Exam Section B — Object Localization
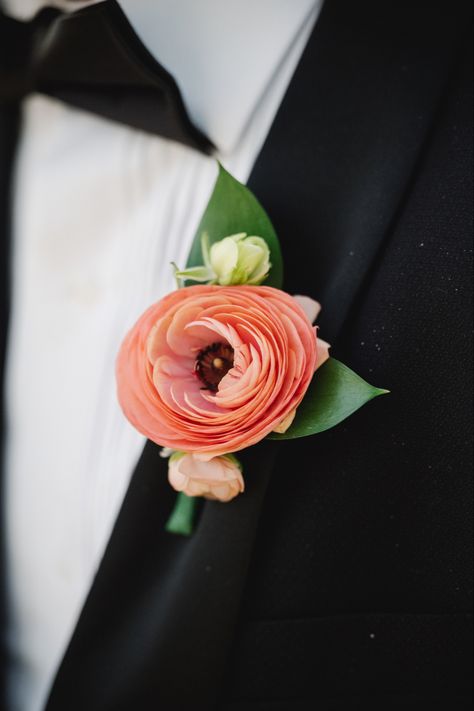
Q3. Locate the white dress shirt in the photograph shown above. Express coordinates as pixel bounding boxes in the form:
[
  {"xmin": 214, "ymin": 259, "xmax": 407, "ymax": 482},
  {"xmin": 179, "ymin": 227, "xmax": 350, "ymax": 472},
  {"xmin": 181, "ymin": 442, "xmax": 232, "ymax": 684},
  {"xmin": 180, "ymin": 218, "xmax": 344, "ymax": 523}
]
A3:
[{"xmin": 2, "ymin": 1, "xmax": 323, "ymax": 709}]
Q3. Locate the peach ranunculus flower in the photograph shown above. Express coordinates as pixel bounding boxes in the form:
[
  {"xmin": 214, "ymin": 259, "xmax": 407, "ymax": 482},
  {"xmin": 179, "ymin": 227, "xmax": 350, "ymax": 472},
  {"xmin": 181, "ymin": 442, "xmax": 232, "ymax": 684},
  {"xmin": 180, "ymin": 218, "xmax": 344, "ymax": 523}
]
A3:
[
  {"xmin": 168, "ymin": 452, "xmax": 244, "ymax": 502},
  {"xmin": 117, "ymin": 284, "xmax": 328, "ymax": 471}
]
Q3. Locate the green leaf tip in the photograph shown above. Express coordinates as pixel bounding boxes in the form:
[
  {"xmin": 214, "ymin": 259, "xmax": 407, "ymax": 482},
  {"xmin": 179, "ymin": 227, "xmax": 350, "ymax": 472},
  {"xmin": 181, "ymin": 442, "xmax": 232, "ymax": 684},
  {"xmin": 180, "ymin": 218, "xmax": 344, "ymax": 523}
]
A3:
[
  {"xmin": 269, "ymin": 358, "xmax": 389, "ymax": 441},
  {"xmin": 185, "ymin": 161, "xmax": 283, "ymax": 289}
]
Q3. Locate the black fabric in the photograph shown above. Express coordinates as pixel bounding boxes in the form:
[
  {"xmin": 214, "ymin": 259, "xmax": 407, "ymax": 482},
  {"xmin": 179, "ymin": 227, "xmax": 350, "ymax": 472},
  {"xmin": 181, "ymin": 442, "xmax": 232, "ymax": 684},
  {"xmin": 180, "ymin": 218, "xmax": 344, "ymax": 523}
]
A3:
[
  {"xmin": 0, "ymin": 0, "xmax": 213, "ymax": 153},
  {"xmin": 0, "ymin": 0, "xmax": 472, "ymax": 710},
  {"xmin": 223, "ymin": 696, "xmax": 473, "ymax": 711},
  {"xmin": 225, "ymin": 614, "xmax": 473, "ymax": 708}
]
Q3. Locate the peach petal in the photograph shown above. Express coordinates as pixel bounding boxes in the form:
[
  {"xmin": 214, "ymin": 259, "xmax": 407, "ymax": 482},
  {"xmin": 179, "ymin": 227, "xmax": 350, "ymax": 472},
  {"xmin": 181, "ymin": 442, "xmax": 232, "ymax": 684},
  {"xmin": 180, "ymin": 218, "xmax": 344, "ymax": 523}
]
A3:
[
  {"xmin": 168, "ymin": 453, "xmax": 244, "ymax": 502},
  {"xmin": 316, "ymin": 337, "xmax": 331, "ymax": 371},
  {"xmin": 167, "ymin": 304, "xmax": 213, "ymax": 356},
  {"xmin": 272, "ymin": 408, "xmax": 297, "ymax": 434},
  {"xmin": 292, "ymin": 295, "xmax": 321, "ymax": 324},
  {"xmin": 168, "ymin": 466, "xmax": 188, "ymax": 491},
  {"xmin": 116, "ymin": 284, "xmax": 321, "ymax": 458}
]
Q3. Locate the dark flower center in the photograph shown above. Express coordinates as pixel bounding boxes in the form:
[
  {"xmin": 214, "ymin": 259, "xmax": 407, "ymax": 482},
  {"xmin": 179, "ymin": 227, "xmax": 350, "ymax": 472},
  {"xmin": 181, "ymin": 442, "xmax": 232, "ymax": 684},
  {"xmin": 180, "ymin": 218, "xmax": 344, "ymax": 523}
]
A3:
[{"xmin": 195, "ymin": 342, "xmax": 234, "ymax": 392}]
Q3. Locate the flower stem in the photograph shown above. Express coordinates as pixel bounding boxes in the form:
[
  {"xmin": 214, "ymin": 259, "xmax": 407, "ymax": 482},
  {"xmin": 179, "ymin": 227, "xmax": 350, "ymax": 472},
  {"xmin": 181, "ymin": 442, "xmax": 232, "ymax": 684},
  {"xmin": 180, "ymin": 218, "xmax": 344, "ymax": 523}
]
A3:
[{"xmin": 165, "ymin": 493, "xmax": 197, "ymax": 536}]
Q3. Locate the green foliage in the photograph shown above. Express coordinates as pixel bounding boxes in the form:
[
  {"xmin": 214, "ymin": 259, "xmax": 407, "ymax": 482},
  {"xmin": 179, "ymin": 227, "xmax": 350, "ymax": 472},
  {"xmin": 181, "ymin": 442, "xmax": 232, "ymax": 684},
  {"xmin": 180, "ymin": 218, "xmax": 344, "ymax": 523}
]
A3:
[
  {"xmin": 269, "ymin": 358, "xmax": 389, "ymax": 440},
  {"xmin": 186, "ymin": 164, "xmax": 283, "ymax": 288}
]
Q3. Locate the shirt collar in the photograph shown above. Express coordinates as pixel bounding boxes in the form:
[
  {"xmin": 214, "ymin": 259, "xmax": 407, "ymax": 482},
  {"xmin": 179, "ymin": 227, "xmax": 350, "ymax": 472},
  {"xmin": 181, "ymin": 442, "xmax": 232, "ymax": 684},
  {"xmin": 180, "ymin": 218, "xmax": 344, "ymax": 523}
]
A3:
[
  {"xmin": 121, "ymin": 0, "xmax": 320, "ymax": 154},
  {"xmin": 4, "ymin": 0, "xmax": 321, "ymax": 154}
]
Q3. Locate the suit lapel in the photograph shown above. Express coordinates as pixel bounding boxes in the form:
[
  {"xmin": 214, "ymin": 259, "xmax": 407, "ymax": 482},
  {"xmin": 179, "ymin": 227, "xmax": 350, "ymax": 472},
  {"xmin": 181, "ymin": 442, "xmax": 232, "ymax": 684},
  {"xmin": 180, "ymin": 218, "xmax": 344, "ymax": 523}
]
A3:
[
  {"xmin": 0, "ymin": 1, "xmax": 466, "ymax": 710},
  {"xmin": 45, "ymin": 440, "xmax": 278, "ymax": 711},
  {"xmin": 250, "ymin": 0, "xmax": 470, "ymax": 342}
]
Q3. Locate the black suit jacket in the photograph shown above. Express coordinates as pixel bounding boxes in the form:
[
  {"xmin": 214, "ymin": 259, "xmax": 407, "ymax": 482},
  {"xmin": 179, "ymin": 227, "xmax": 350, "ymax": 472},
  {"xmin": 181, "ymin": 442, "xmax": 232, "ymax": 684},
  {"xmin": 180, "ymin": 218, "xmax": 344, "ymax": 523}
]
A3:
[{"xmin": 0, "ymin": 1, "xmax": 472, "ymax": 710}]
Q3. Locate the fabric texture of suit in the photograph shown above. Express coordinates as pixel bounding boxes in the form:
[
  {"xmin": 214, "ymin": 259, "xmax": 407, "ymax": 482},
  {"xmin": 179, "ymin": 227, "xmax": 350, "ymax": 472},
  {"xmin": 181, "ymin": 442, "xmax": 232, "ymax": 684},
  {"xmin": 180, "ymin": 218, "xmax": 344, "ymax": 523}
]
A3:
[{"xmin": 0, "ymin": 1, "xmax": 472, "ymax": 709}]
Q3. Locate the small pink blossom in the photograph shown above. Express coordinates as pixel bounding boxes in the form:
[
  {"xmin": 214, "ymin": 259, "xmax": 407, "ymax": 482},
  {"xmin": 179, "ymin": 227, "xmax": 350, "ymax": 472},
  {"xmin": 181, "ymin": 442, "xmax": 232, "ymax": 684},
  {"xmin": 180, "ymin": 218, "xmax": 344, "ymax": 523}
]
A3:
[
  {"xmin": 168, "ymin": 453, "xmax": 244, "ymax": 502},
  {"xmin": 293, "ymin": 294, "xmax": 330, "ymax": 369}
]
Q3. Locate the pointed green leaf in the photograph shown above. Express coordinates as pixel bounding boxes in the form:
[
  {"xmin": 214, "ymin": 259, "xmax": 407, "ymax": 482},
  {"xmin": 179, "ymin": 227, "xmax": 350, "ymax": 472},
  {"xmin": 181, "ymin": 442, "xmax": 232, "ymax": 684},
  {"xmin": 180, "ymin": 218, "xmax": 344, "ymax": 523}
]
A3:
[
  {"xmin": 269, "ymin": 358, "xmax": 389, "ymax": 440},
  {"xmin": 186, "ymin": 163, "xmax": 283, "ymax": 288}
]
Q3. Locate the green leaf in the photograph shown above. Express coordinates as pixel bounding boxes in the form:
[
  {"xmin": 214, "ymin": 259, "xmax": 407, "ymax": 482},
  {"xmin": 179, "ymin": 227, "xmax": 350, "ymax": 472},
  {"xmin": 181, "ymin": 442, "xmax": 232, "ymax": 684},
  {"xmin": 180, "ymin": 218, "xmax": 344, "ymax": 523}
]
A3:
[
  {"xmin": 269, "ymin": 358, "xmax": 389, "ymax": 440},
  {"xmin": 174, "ymin": 265, "xmax": 215, "ymax": 283},
  {"xmin": 186, "ymin": 163, "xmax": 283, "ymax": 288},
  {"xmin": 165, "ymin": 493, "xmax": 198, "ymax": 536}
]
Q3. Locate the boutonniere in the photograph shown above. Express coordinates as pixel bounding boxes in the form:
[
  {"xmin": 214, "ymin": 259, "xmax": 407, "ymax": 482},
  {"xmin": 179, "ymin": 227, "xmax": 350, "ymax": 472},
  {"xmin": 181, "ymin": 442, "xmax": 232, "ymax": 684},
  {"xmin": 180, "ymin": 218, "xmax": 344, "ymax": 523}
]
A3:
[{"xmin": 116, "ymin": 165, "xmax": 388, "ymax": 535}]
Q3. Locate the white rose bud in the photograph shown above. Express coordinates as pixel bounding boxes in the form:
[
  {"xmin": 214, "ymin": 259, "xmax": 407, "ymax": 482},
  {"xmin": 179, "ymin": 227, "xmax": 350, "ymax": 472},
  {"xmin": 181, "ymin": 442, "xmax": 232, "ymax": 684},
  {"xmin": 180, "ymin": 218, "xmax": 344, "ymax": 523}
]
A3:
[
  {"xmin": 209, "ymin": 233, "xmax": 271, "ymax": 286},
  {"xmin": 174, "ymin": 232, "xmax": 271, "ymax": 287}
]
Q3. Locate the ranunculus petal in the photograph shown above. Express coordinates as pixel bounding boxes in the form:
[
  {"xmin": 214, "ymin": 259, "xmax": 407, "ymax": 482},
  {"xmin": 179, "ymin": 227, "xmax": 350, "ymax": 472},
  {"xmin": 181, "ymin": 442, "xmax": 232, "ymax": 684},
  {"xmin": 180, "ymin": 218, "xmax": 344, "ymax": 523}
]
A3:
[
  {"xmin": 292, "ymin": 294, "xmax": 321, "ymax": 324},
  {"xmin": 272, "ymin": 408, "xmax": 297, "ymax": 434},
  {"xmin": 316, "ymin": 337, "xmax": 331, "ymax": 371},
  {"xmin": 117, "ymin": 284, "xmax": 321, "ymax": 458}
]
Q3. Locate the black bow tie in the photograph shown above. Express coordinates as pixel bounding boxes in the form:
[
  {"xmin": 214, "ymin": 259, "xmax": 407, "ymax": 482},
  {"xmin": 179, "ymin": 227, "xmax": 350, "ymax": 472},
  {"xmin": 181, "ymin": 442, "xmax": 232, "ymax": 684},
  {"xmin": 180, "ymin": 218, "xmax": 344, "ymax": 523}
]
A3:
[{"xmin": 0, "ymin": 0, "xmax": 214, "ymax": 153}]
